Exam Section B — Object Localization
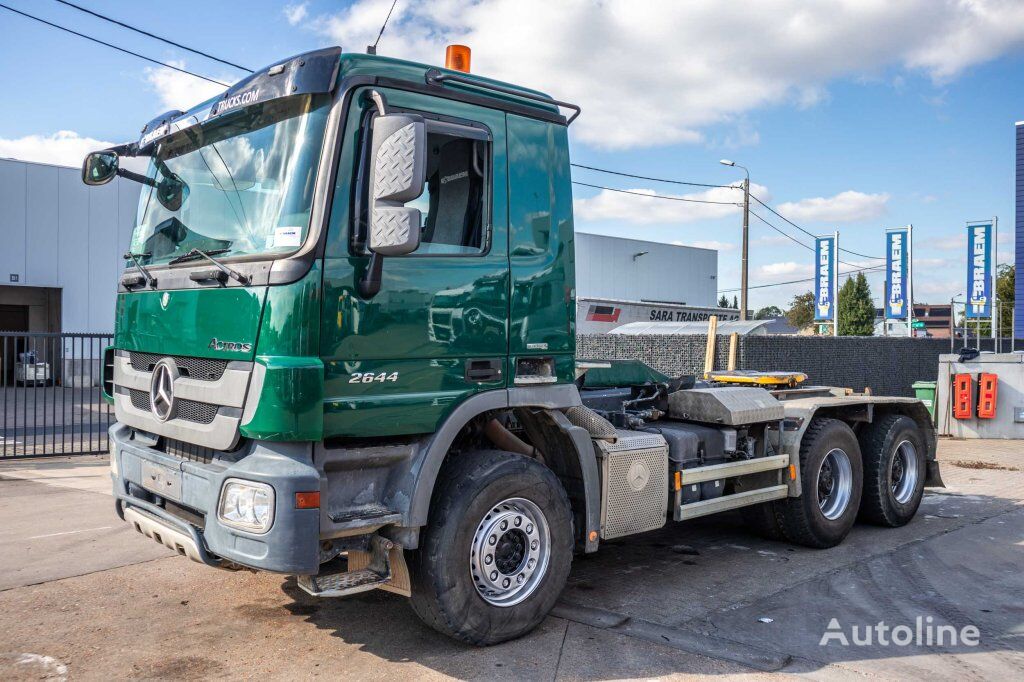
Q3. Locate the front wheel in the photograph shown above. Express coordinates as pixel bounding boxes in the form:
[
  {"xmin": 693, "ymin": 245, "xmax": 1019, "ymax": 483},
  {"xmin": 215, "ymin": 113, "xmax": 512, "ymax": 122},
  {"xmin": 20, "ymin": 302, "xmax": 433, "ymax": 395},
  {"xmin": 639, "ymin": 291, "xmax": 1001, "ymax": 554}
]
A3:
[{"xmin": 408, "ymin": 450, "xmax": 573, "ymax": 645}]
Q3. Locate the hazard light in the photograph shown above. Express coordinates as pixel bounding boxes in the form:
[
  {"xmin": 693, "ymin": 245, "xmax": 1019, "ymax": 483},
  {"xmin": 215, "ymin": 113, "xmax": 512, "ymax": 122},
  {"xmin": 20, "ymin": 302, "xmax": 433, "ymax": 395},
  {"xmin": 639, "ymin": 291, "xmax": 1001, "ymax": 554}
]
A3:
[{"xmin": 445, "ymin": 44, "xmax": 471, "ymax": 73}]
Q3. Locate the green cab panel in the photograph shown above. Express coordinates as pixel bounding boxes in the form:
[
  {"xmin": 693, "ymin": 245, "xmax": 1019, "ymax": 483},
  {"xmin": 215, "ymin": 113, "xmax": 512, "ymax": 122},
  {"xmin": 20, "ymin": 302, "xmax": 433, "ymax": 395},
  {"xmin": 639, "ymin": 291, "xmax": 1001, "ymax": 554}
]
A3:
[
  {"xmin": 115, "ymin": 287, "xmax": 266, "ymax": 359},
  {"xmin": 319, "ymin": 84, "xmax": 511, "ymax": 439},
  {"xmin": 240, "ymin": 267, "xmax": 324, "ymax": 441}
]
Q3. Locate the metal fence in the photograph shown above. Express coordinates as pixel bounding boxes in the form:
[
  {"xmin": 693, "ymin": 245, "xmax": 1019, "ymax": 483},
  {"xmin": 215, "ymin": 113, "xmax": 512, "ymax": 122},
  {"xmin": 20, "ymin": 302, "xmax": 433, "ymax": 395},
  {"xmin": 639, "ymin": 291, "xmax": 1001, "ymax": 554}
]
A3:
[
  {"xmin": 949, "ymin": 300, "xmax": 1020, "ymax": 354},
  {"xmin": 1, "ymin": 332, "xmax": 114, "ymax": 458}
]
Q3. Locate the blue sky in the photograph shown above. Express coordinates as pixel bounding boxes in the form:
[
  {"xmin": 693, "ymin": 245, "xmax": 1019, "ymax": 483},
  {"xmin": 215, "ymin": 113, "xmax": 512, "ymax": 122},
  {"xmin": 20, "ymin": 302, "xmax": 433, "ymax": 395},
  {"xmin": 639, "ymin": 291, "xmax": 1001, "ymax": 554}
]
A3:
[{"xmin": 1, "ymin": 0, "xmax": 1022, "ymax": 309}]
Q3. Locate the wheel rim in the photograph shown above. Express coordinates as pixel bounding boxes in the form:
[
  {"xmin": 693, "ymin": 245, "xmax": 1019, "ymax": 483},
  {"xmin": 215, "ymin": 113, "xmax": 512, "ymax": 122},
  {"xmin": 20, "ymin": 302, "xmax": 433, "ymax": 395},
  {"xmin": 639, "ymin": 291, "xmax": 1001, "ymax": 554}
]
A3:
[
  {"xmin": 816, "ymin": 448, "xmax": 853, "ymax": 520},
  {"xmin": 470, "ymin": 497, "xmax": 550, "ymax": 607},
  {"xmin": 890, "ymin": 440, "xmax": 919, "ymax": 504}
]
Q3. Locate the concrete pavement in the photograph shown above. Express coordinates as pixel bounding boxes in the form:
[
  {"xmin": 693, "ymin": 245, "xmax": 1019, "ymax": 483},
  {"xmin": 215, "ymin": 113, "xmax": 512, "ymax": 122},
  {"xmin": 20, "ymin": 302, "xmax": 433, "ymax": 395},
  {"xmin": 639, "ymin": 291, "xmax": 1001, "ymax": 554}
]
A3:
[{"xmin": 0, "ymin": 440, "xmax": 1021, "ymax": 679}]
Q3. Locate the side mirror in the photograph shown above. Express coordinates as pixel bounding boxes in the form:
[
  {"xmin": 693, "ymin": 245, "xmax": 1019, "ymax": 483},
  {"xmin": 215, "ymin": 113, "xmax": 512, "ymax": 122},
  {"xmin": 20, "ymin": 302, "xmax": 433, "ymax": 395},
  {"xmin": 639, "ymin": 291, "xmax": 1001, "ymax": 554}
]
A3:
[
  {"xmin": 82, "ymin": 151, "xmax": 119, "ymax": 186},
  {"xmin": 368, "ymin": 114, "xmax": 426, "ymax": 256},
  {"xmin": 156, "ymin": 172, "xmax": 189, "ymax": 212}
]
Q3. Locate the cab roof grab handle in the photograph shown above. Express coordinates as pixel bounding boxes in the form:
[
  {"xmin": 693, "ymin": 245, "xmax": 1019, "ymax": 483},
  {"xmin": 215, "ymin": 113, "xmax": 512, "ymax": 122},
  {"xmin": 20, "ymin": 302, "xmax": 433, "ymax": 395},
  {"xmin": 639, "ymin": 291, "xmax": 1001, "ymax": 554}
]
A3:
[{"xmin": 424, "ymin": 68, "xmax": 581, "ymax": 125}]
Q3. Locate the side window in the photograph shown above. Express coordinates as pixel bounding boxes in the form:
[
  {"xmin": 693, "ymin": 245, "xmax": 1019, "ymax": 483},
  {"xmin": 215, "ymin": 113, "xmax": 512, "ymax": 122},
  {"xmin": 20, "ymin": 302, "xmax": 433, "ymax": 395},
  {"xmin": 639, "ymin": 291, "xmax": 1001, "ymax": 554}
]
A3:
[
  {"xmin": 369, "ymin": 121, "xmax": 490, "ymax": 256},
  {"xmin": 406, "ymin": 129, "xmax": 490, "ymax": 255}
]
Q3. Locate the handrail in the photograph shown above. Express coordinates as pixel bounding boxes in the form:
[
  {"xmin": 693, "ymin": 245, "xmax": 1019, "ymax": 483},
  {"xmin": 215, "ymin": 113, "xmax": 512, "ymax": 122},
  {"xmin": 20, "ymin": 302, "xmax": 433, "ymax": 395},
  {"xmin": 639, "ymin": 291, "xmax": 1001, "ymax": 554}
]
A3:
[{"xmin": 424, "ymin": 68, "xmax": 581, "ymax": 125}]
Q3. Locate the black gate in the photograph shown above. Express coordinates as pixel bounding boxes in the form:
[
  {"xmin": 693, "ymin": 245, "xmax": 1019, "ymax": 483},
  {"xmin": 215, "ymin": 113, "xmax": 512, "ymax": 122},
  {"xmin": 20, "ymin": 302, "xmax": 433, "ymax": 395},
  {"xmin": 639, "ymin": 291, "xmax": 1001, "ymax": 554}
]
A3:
[{"xmin": 1, "ymin": 332, "xmax": 114, "ymax": 458}]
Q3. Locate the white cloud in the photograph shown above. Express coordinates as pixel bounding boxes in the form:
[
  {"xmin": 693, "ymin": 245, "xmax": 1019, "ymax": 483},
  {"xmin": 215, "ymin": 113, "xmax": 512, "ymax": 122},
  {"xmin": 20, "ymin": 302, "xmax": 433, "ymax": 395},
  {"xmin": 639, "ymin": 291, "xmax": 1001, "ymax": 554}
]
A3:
[
  {"xmin": 758, "ymin": 261, "xmax": 812, "ymax": 278},
  {"xmin": 301, "ymin": 0, "xmax": 1024, "ymax": 149},
  {"xmin": 284, "ymin": 3, "xmax": 309, "ymax": 25},
  {"xmin": 144, "ymin": 61, "xmax": 227, "ymax": 112},
  {"xmin": 674, "ymin": 240, "xmax": 736, "ymax": 252},
  {"xmin": 573, "ymin": 182, "xmax": 767, "ymax": 225},
  {"xmin": 776, "ymin": 190, "xmax": 889, "ymax": 223},
  {"xmin": 0, "ymin": 130, "xmax": 116, "ymax": 168}
]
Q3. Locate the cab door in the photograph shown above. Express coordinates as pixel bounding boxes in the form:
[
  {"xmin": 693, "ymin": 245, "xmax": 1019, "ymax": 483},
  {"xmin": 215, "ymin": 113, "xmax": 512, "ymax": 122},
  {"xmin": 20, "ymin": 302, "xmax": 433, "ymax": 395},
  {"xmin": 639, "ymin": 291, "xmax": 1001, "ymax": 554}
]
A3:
[{"xmin": 320, "ymin": 86, "xmax": 509, "ymax": 438}]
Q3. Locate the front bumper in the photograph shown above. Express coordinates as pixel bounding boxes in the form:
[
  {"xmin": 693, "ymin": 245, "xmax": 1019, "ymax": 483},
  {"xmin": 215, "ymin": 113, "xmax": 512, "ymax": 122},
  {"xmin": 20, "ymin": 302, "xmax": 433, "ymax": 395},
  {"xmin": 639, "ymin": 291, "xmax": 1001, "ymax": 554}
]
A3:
[{"xmin": 110, "ymin": 422, "xmax": 321, "ymax": 574}]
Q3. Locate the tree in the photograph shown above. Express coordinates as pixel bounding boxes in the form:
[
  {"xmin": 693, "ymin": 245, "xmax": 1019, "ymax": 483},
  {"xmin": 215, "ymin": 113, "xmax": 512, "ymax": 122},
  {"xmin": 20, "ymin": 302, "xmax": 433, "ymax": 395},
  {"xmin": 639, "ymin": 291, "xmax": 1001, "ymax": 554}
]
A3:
[
  {"xmin": 785, "ymin": 291, "xmax": 815, "ymax": 330},
  {"xmin": 837, "ymin": 272, "xmax": 875, "ymax": 336},
  {"xmin": 718, "ymin": 294, "xmax": 730, "ymax": 308},
  {"xmin": 732, "ymin": 295, "xmax": 739, "ymax": 309},
  {"xmin": 754, "ymin": 305, "xmax": 783, "ymax": 320}
]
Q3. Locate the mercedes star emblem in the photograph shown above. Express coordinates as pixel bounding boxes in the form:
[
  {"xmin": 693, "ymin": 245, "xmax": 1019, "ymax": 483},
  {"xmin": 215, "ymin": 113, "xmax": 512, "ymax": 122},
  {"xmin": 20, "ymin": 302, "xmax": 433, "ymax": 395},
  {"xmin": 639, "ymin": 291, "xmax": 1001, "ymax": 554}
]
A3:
[{"xmin": 149, "ymin": 358, "xmax": 178, "ymax": 422}]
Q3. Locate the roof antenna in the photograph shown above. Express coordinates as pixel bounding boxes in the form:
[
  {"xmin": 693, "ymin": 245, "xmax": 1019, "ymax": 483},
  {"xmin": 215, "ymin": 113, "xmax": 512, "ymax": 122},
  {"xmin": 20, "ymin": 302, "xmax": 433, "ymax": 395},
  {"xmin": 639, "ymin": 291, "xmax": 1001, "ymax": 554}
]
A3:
[{"xmin": 366, "ymin": 0, "xmax": 399, "ymax": 55}]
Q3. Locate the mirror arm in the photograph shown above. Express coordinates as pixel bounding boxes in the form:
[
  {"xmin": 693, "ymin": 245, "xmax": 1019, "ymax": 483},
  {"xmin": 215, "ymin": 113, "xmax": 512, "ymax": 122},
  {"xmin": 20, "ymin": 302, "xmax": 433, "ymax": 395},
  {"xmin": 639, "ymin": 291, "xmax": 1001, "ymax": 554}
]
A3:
[
  {"xmin": 116, "ymin": 168, "xmax": 157, "ymax": 188},
  {"xmin": 358, "ymin": 252, "xmax": 384, "ymax": 299}
]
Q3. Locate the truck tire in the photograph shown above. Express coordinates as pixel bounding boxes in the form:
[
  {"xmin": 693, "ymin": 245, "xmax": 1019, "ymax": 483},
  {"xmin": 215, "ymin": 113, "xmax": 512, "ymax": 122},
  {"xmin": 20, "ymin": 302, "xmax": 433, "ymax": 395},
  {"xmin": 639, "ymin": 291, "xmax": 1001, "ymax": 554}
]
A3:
[
  {"xmin": 739, "ymin": 502, "xmax": 785, "ymax": 541},
  {"xmin": 778, "ymin": 418, "xmax": 863, "ymax": 548},
  {"xmin": 857, "ymin": 414, "xmax": 926, "ymax": 527},
  {"xmin": 408, "ymin": 449, "xmax": 573, "ymax": 645}
]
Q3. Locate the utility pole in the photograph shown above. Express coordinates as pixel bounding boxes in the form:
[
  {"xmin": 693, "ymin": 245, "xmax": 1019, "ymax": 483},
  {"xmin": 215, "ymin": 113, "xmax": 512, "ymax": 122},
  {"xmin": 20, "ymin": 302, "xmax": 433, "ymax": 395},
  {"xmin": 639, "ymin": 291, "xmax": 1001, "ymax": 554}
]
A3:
[
  {"xmin": 720, "ymin": 160, "xmax": 750, "ymax": 321},
  {"xmin": 741, "ymin": 177, "xmax": 750, "ymax": 321}
]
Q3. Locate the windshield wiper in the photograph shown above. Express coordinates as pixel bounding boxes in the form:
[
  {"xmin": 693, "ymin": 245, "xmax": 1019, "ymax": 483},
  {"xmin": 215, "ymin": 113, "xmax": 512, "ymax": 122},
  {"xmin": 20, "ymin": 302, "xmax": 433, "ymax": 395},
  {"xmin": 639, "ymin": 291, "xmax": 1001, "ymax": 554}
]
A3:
[
  {"xmin": 122, "ymin": 251, "xmax": 157, "ymax": 288},
  {"xmin": 170, "ymin": 248, "xmax": 250, "ymax": 285},
  {"xmin": 167, "ymin": 248, "xmax": 230, "ymax": 264}
]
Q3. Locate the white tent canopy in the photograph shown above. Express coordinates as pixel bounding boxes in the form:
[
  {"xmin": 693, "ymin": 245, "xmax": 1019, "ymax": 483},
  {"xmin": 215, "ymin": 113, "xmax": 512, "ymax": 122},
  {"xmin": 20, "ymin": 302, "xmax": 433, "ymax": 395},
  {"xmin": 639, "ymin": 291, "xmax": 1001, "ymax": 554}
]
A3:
[{"xmin": 609, "ymin": 320, "xmax": 776, "ymax": 336}]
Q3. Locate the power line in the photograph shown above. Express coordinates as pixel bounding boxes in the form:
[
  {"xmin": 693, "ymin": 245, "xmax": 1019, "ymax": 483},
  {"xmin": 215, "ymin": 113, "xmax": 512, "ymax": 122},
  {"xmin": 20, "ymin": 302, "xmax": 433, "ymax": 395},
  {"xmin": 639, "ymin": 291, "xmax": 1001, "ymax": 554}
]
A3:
[
  {"xmin": 53, "ymin": 0, "xmax": 253, "ymax": 72},
  {"xmin": 571, "ymin": 163, "xmax": 733, "ymax": 189},
  {"xmin": 574, "ymin": 163, "xmax": 887, "ymax": 261},
  {"xmin": 717, "ymin": 264, "xmax": 886, "ymax": 294},
  {"xmin": 572, "ymin": 181, "xmax": 742, "ymax": 206},
  {"xmin": 750, "ymin": 194, "xmax": 884, "ymax": 260},
  {"xmin": 749, "ymin": 210, "xmax": 814, "ymax": 252},
  {"xmin": 0, "ymin": 2, "xmax": 229, "ymax": 86},
  {"xmin": 750, "ymin": 209, "xmax": 875, "ymax": 270}
]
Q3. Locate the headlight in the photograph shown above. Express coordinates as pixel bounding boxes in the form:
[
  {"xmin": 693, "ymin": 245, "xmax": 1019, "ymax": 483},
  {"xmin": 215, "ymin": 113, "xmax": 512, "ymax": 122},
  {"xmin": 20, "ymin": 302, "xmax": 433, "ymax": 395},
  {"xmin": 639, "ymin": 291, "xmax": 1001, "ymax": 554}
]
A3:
[{"xmin": 218, "ymin": 479, "xmax": 275, "ymax": 533}]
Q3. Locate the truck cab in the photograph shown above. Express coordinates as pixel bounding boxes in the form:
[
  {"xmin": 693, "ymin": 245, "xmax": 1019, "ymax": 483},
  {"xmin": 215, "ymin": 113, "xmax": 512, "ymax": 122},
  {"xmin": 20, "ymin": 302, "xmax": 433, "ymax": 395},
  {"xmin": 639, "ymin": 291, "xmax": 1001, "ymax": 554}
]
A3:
[{"xmin": 87, "ymin": 45, "xmax": 940, "ymax": 645}]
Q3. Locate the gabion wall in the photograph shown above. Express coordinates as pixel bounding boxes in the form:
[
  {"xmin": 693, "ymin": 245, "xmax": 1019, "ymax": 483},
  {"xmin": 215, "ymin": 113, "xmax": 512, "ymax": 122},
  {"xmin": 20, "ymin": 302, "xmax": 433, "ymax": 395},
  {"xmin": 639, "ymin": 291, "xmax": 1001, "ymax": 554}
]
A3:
[{"xmin": 577, "ymin": 334, "xmax": 959, "ymax": 397}]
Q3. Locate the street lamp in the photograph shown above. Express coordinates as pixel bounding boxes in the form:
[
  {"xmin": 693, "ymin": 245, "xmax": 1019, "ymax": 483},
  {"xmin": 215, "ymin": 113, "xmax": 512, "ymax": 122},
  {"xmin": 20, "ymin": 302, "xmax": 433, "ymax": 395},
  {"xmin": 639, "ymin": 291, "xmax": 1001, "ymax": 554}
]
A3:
[{"xmin": 720, "ymin": 160, "xmax": 750, "ymax": 321}]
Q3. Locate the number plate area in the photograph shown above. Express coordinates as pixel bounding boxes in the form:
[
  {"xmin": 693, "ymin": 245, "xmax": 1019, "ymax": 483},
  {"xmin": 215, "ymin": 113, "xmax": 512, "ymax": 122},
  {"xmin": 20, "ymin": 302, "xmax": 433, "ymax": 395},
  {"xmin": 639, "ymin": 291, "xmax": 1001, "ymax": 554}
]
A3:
[{"xmin": 140, "ymin": 460, "xmax": 182, "ymax": 501}]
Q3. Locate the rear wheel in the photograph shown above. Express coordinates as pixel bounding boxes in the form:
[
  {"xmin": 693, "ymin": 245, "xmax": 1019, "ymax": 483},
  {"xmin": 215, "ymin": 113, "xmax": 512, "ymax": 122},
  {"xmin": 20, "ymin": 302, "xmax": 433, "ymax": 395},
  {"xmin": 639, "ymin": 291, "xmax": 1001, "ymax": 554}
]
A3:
[
  {"xmin": 778, "ymin": 418, "xmax": 863, "ymax": 548},
  {"xmin": 858, "ymin": 414, "xmax": 926, "ymax": 527},
  {"xmin": 408, "ymin": 450, "xmax": 573, "ymax": 645}
]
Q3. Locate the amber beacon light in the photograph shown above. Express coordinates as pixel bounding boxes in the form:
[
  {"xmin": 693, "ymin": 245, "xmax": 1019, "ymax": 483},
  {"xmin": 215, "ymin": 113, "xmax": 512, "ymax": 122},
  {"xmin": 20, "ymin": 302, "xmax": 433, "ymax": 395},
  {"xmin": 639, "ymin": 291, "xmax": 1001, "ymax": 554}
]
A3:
[{"xmin": 445, "ymin": 44, "xmax": 471, "ymax": 72}]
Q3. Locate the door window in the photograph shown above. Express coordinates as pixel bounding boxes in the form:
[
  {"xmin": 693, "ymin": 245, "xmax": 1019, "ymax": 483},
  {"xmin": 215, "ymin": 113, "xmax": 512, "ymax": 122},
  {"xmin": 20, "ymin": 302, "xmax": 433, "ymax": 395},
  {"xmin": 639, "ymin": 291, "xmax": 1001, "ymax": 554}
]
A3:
[{"xmin": 406, "ymin": 131, "xmax": 489, "ymax": 255}]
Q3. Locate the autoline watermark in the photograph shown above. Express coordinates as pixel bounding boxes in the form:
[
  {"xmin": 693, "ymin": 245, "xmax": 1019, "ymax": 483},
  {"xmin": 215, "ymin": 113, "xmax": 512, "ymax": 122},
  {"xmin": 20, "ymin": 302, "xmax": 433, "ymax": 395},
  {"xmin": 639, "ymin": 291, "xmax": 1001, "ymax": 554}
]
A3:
[{"xmin": 819, "ymin": 617, "xmax": 980, "ymax": 647}]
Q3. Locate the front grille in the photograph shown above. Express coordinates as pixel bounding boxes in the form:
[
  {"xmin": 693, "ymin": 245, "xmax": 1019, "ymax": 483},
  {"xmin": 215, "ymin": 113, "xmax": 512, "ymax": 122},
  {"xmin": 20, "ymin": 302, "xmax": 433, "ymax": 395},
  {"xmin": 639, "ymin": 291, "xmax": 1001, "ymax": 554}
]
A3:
[
  {"xmin": 129, "ymin": 352, "xmax": 228, "ymax": 381},
  {"xmin": 127, "ymin": 389, "xmax": 220, "ymax": 425},
  {"xmin": 162, "ymin": 438, "xmax": 216, "ymax": 464}
]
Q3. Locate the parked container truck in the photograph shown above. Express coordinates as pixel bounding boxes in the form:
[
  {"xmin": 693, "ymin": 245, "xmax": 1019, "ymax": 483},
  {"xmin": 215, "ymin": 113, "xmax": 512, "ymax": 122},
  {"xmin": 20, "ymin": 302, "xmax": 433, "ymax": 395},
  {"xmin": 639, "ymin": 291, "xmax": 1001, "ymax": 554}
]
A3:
[{"xmin": 84, "ymin": 45, "xmax": 942, "ymax": 645}]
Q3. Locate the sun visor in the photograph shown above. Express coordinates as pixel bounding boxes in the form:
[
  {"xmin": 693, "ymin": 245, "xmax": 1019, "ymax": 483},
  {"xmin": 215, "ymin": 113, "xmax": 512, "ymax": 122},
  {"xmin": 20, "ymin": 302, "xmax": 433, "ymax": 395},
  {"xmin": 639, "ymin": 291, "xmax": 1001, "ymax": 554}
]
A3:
[
  {"xmin": 209, "ymin": 46, "xmax": 341, "ymax": 118},
  {"xmin": 133, "ymin": 46, "xmax": 341, "ymax": 153}
]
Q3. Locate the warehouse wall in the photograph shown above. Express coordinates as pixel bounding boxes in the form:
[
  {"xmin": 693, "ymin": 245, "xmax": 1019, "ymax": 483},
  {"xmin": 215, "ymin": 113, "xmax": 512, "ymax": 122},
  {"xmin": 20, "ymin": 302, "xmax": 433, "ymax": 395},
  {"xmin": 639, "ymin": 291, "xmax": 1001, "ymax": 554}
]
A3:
[
  {"xmin": 575, "ymin": 232, "xmax": 718, "ymax": 307},
  {"xmin": 0, "ymin": 158, "xmax": 140, "ymax": 333},
  {"xmin": 578, "ymin": 334, "xmax": 960, "ymax": 397}
]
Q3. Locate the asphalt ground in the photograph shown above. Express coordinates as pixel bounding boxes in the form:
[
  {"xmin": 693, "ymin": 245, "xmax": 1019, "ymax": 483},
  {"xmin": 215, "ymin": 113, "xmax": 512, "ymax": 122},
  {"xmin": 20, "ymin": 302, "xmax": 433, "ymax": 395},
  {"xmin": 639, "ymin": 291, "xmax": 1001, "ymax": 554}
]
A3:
[{"xmin": 0, "ymin": 439, "xmax": 1022, "ymax": 680}]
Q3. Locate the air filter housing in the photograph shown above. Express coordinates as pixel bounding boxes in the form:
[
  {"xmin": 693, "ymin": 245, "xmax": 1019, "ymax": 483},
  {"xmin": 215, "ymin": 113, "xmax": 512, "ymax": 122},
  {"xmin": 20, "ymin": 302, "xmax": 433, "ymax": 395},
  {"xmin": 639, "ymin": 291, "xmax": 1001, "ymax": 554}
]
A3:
[{"xmin": 594, "ymin": 430, "xmax": 669, "ymax": 539}]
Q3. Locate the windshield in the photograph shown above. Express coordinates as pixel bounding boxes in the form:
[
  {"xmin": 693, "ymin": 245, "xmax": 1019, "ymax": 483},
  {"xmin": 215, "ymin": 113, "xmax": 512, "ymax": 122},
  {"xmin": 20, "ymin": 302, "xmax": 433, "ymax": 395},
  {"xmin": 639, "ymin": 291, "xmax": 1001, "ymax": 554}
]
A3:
[{"xmin": 128, "ymin": 94, "xmax": 330, "ymax": 266}]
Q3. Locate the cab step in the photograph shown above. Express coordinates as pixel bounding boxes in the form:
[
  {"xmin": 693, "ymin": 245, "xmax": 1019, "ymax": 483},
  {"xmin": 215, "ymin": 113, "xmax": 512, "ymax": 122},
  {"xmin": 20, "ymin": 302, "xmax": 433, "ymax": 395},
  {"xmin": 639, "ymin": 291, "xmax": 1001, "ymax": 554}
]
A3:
[{"xmin": 297, "ymin": 535, "xmax": 394, "ymax": 598}]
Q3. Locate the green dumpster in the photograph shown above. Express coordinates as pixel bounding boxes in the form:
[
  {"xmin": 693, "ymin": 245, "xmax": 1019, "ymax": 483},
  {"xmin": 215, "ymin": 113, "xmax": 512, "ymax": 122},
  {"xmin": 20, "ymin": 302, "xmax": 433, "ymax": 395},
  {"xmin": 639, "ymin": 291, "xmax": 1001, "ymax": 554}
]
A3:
[{"xmin": 912, "ymin": 380, "xmax": 937, "ymax": 421}]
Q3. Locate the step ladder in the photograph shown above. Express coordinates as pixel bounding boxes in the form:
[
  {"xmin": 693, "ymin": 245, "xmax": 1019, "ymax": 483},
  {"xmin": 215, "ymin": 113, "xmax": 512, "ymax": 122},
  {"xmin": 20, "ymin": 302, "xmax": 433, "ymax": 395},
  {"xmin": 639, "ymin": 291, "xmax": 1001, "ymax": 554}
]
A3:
[
  {"xmin": 673, "ymin": 453, "xmax": 791, "ymax": 522},
  {"xmin": 297, "ymin": 535, "xmax": 395, "ymax": 598}
]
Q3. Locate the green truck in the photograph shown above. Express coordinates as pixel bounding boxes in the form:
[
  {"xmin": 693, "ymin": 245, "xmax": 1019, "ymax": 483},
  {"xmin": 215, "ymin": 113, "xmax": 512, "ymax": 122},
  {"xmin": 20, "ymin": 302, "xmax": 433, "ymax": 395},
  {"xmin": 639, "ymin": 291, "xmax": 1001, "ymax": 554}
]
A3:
[{"xmin": 84, "ymin": 45, "xmax": 942, "ymax": 645}]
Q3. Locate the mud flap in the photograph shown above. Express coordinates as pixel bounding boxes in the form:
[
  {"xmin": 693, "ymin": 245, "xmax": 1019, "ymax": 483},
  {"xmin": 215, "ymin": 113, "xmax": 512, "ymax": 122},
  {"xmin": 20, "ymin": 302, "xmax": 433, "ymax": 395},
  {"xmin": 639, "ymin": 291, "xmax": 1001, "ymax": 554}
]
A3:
[{"xmin": 925, "ymin": 460, "xmax": 946, "ymax": 488}]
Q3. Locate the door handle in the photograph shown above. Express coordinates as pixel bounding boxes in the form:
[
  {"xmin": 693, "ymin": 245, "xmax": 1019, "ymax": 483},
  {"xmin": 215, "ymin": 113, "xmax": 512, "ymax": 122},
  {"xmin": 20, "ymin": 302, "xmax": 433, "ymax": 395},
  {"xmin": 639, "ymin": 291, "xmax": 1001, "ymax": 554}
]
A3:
[{"xmin": 465, "ymin": 358, "xmax": 502, "ymax": 382}]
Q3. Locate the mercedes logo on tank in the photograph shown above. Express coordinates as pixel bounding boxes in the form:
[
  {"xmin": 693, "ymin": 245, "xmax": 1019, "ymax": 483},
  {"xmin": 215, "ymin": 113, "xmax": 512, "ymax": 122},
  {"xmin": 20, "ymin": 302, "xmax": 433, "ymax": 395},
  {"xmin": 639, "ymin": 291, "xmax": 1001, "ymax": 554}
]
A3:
[{"xmin": 149, "ymin": 359, "xmax": 178, "ymax": 422}]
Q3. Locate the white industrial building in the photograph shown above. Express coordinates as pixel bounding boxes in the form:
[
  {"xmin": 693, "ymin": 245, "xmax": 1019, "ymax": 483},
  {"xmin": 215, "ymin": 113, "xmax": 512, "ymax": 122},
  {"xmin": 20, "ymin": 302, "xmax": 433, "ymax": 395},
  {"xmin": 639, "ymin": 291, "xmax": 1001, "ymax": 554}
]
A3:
[
  {"xmin": 0, "ymin": 158, "xmax": 140, "ymax": 334},
  {"xmin": 574, "ymin": 232, "xmax": 731, "ymax": 334}
]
